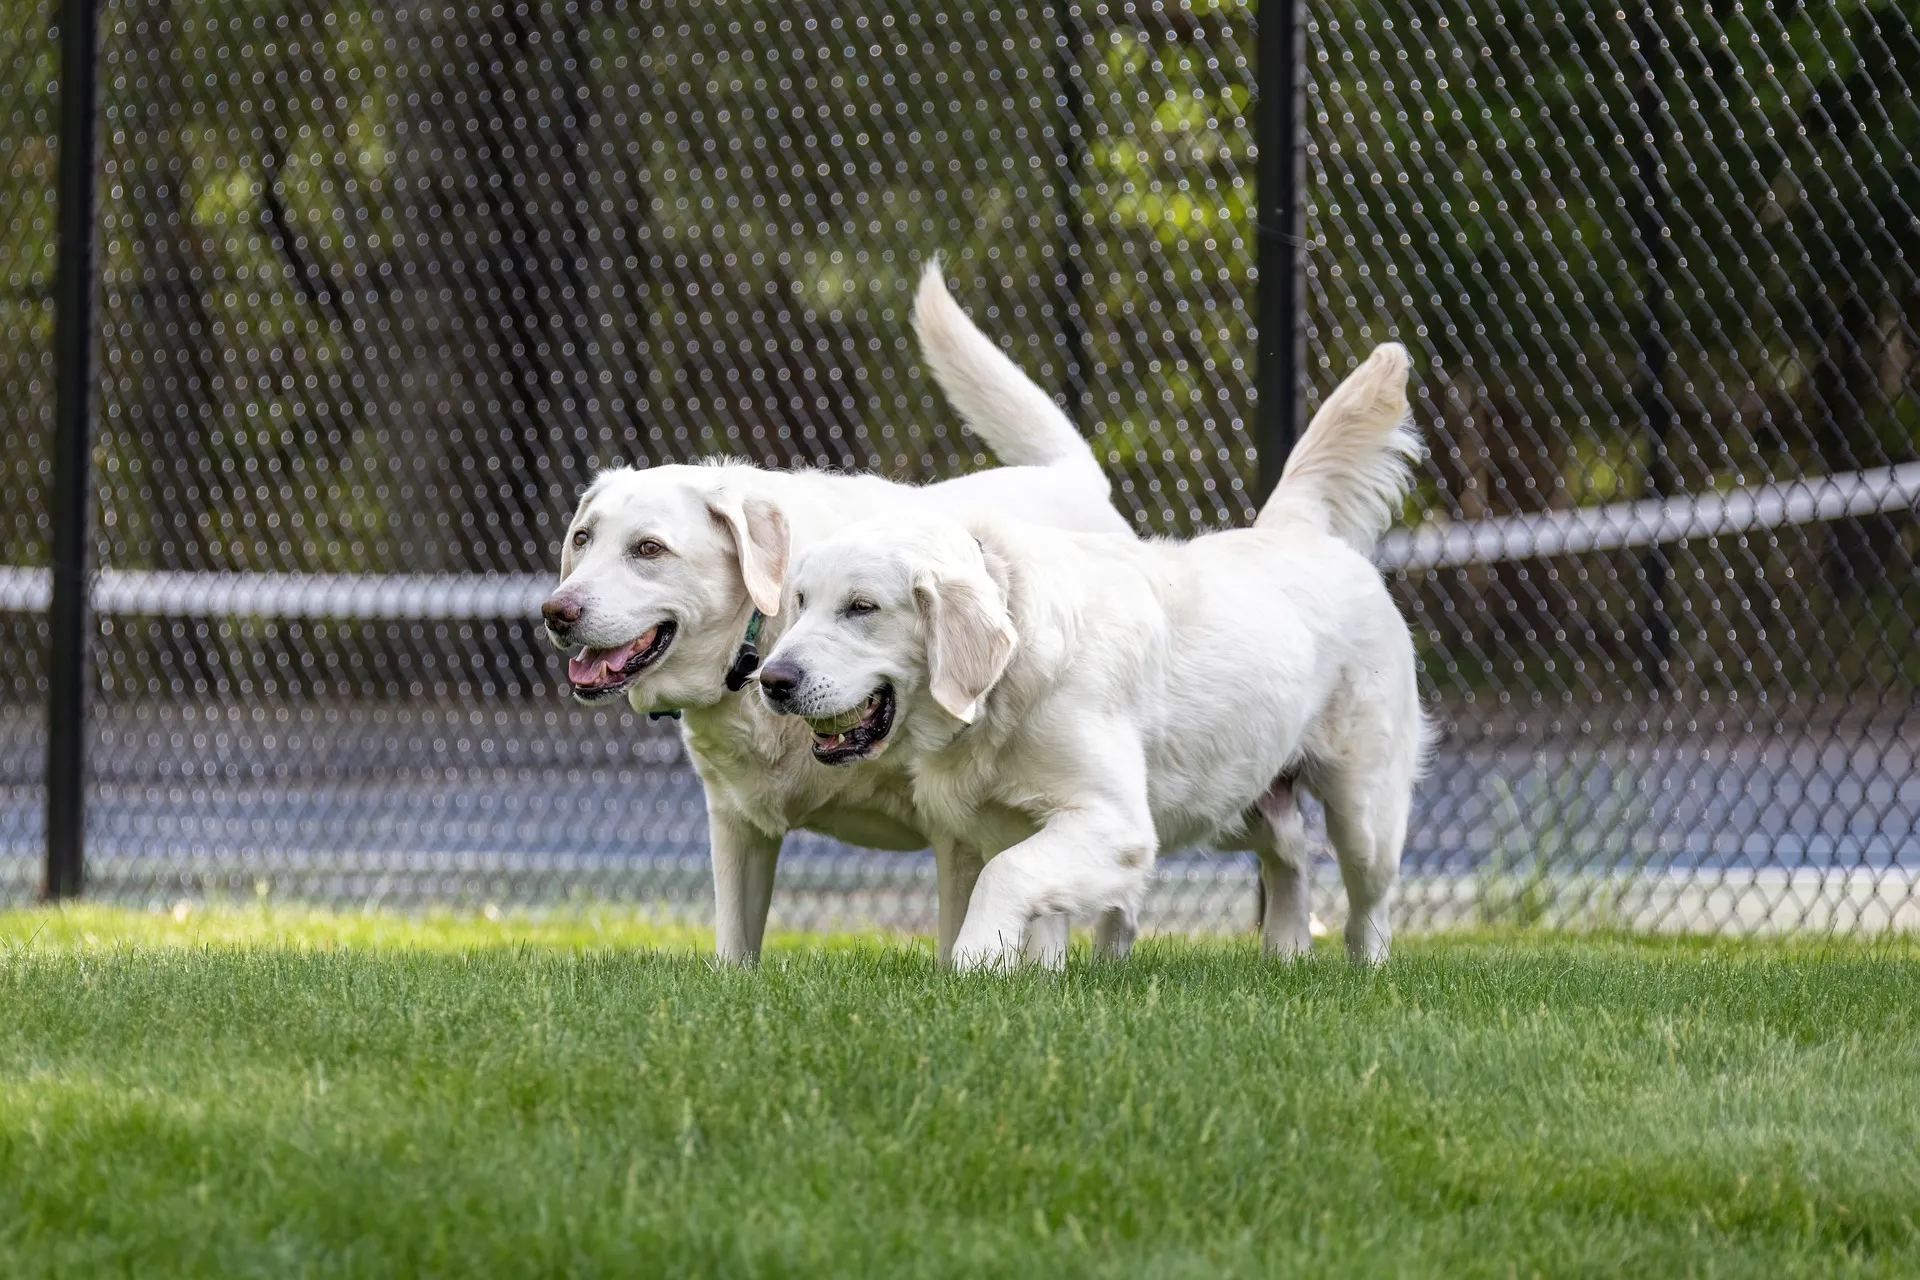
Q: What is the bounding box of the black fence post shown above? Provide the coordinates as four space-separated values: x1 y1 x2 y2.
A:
1255 0 1304 504
44 0 99 900
1054 2 1088 426
1254 0 1304 931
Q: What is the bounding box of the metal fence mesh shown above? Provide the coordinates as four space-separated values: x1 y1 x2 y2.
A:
1 0 1915 935
1322 1 1920 931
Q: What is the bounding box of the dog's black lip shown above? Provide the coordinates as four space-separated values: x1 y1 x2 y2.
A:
568 620 677 702
810 683 895 765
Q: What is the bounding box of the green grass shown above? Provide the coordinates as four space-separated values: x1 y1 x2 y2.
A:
2 907 1918 1277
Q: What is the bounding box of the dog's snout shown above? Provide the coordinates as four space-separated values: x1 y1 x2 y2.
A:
542 595 583 634
757 660 802 704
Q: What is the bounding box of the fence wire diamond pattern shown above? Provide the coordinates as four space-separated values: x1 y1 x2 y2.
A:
0 0 1914 936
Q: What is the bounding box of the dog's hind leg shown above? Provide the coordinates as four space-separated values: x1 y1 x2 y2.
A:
1251 775 1314 958
1314 762 1412 965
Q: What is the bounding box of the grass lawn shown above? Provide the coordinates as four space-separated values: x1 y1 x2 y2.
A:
2 906 1917 1277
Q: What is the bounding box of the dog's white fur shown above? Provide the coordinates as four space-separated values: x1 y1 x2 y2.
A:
544 262 1129 964
760 344 1426 969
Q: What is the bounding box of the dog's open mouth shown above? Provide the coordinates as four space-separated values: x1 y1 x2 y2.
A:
803 685 894 764
568 622 677 701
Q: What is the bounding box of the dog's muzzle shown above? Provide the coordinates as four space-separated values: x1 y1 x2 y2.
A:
567 621 677 701
802 685 895 765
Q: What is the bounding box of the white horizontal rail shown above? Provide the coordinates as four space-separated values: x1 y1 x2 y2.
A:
1377 459 1920 571
0 569 551 619
0 462 1915 616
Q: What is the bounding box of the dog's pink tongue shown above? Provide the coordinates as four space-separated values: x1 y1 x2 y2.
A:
568 633 647 687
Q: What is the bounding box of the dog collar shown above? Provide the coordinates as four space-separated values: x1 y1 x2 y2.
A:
722 608 766 693
645 609 763 720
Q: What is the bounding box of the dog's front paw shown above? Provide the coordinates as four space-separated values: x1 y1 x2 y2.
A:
949 926 1024 974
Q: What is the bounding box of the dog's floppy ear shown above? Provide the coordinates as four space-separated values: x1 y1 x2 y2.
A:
914 554 1016 725
708 491 790 616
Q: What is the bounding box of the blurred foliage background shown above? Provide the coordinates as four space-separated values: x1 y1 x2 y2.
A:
2 0 1916 708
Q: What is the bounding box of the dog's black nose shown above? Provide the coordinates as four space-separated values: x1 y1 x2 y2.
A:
541 595 582 635
757 661 801 704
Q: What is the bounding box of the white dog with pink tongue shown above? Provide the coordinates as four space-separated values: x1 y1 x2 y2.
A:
541 262 1129 965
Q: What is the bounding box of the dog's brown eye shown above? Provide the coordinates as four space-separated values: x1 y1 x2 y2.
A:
633 539 665 559
845 599 878 617
571 530 589 548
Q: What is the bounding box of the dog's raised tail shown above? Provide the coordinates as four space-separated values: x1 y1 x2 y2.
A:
912 259 1107 488
1255 342 1418 552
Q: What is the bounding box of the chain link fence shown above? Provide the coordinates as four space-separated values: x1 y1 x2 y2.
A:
2 0 1916 935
